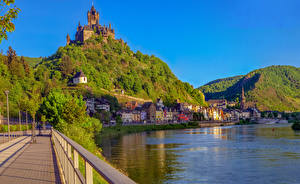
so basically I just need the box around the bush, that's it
[292,121,300,131]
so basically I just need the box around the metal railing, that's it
[51,128,136,184]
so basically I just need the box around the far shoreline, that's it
[98,121,239,138]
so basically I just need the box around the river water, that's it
[99,124,300,184]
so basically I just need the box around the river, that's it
[99,124,300,184]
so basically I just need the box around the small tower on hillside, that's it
[73,70,87,84]
[240,86,246,110]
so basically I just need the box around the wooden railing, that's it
[51,128,136,184]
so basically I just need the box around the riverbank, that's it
[99,121,237,138]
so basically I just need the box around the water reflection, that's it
[99,124,300,184]
[100,131,185,184]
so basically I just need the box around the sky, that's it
[1,0,300,87]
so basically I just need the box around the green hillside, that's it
[199,65,300,112]
[22,56,42,67]
[0,35,207,118]
[37,35,207,106]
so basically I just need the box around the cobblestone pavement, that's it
[0,136,61,184]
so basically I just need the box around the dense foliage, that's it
[199,65,300,112]
[39,35,207,106]
[0,0,20,42]
[0,47,102,153]
[40,90,102,152]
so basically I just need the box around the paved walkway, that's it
[0,136,61,184]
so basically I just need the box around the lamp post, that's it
[5,90,10,142]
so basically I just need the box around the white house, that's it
[73,71,87,84]
[95,104,110,112]
[120,111,133,123]
[85,98,95,114]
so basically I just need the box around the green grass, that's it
[0,124,32,132]
[99,122,200,138]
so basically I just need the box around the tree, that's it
[60,55,74,76]
[6,46,16,66]
[20,56,30,75]
[40,90,68,130]
[27,87,41,143]
[0,0,20,42]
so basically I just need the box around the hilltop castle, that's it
[67,5,115,45]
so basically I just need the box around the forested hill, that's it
[199,65,300,112]
[36,36,206,106]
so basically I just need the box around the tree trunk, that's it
[31,115,36,143]
[26,112,28,135]
[19,110,21,134]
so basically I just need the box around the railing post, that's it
[85,161,93,184]
[74,150,79,168]
[67,143,72,184]
[74,150,79,184]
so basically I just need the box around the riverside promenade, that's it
[0,129,136,184]
[0,133,61,184]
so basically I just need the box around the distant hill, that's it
[37,35,207,106]
[199,65,300,112]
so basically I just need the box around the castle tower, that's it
[77,22,82,31]
[87,5,99,26]
[66,34,70,45]
[240,86,246,110]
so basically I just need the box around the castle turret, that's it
[66,33,70,45]
[77,22,82,31]
[87,5,99,26]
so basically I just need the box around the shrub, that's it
[292,121,300,131]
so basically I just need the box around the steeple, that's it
[240,86,246,110]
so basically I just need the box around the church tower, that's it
[87,5,99,26]
[240,86,246,110]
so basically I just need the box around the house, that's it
[164,109,173,122]
[192,105,200,112]
[249,108,261,119]
[177,113,189,122]
[125,101,139,110]
[132,111,141,122]
[142,102,156,121]
[120,111,133,123]
[207,99,227,109]
[84,98,95,114]
[141,111,147,121]
[241,110,251,119]
[200,107,209,120]
[95,98,110,112]
[156,98,164,110]
[73,71,87,84]
[155,110,164,122]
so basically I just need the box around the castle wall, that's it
[68,6,116,45]
[83,30,94,41]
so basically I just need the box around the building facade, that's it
[67,5,115,45]
[73,71,87,84]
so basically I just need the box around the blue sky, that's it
[1,0,300,87]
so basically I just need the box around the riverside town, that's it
[0,1,300,184]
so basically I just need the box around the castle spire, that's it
[66,33,70,45]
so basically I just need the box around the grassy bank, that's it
[0,124,32,133]
[235,119,258,125]
[99,122,200,138]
